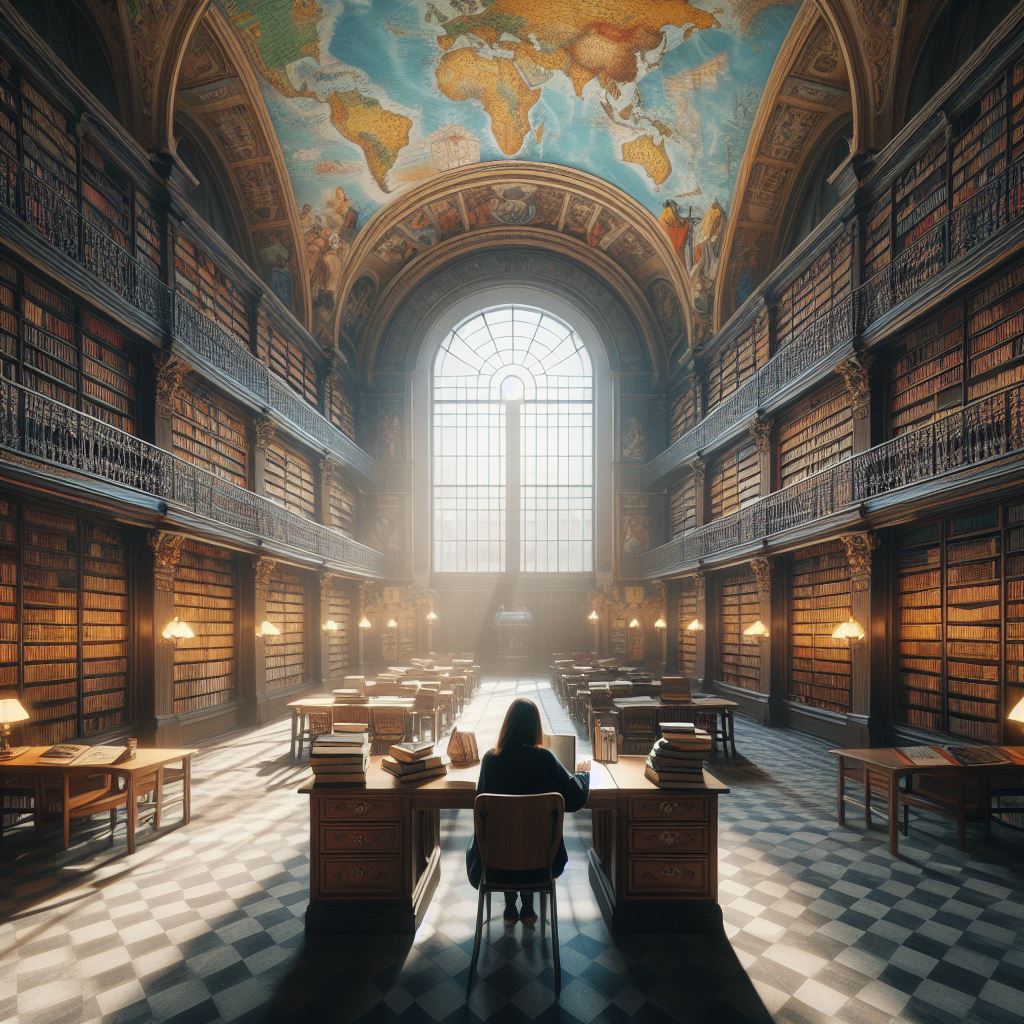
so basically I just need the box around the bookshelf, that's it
[705,317,768,409]
[889,303,964,435]
[776,239,850,347]
[175,235,250,348]
[0,58,18,210]
[777,379,853,488]
[82,137,131,253]
[670,472,696,538]
[265,567,308,692]
[80,312,136,433]
[325,578,352,683]
[0,259,17,380]
[173,379,249,487]
[326,373,357,439]
[328,473,357,538]
[787,542,852,713]
[709,441,759,520]
[952,76,1007,210]
[0,497,17,710]
[863,193,892,283]
[271,324,319,408]
[894,138,948,255]
[670,381,700,443]
[21,275,77,409]
[134,192,162,279]
[677,577,698,676]
[173,541,237,714]
[20,79,76,209]
[264,439,316,519]
[965,257,1024,401]
[719,568,761,692]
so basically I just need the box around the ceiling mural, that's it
[213,0,801,344]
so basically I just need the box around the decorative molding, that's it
[688,571,706,600]
[254,557,277,598]
[841,531,879,591]
[149,531,184,592]
[690,456,706,488]
[751,558,772,595]
[319,456,336,488]
[836,352,873,419]
[254,416,277,451]
[154,353,188,417]
[319,571,334,602]
[749,417,773,455]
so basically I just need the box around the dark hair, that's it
[494,697,543,754]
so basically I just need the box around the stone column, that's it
[252,556,276,722]
[690,456,706,528]
[842,530,881,745]
[837,352,873,452]
[145,531,184,745]
[750,416,774,495]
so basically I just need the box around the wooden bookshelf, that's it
[889,302,964,435]
[776,238,850,347]
[0,258,18,379]
[328,473,357,538]
[894,138,948,255]
[1012,58,1024,163]
[670,381,700,443]
[719,568,761,692]
[21,275,77,409]
[173,378,249,487]
[80,312,136,433]
[670,472,696,538]
[325,577,352,683]
[271,324,319,408]
[265,439,316,519]
[705,317,768,409]
[777,379,853,488]
[709,442,759,520]
[965,257,1024,401]
[0,497,17,709]
[20,79,76,207]
[787,541,852,713]
[134,192,162,279]
[174,235,250,349]
[82,137,131,252]
[952,76,1007,210]
[676,577,698,676]
[173,541,237,714]
[0,57,18,210]
[863,193,892,282]
[265,567,308,692]
[326,372,357,440]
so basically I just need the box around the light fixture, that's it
[322,619,339,633]
[654,617,667,630]
[0,698,29,759]
[386,618,398,629]
[426,611,438,623]
[588,610,600,623]
[743,620,770,638]
[686,618,704,632]
[831,616,866,642]
[1008,696,1024,723]
[257,620,281,637]
[160,616,195,642]
[358,616,372,630]
[628,618,640,629]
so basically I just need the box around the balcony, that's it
[633,383,1024,578]
[641,157,1024,491]
[1,161,380,485]
[0,380,385,578]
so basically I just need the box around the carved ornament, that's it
[842,532,879,592]
[836,352,873,420]
[254,557,277,599]
[751,558,772,595]
[749,417,773,455]
[254,416,277,451]
[154,354,188,417]
[149,532,184,592]
[689,456,706,488]
[687,572,706,600]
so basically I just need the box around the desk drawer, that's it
[628,858,707,896]
[319,856,400,895]
[321,824,399,854]
[317,796,400,822]
[629,825,707,854]
[629,796,708,822]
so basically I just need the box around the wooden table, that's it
[287,696,335,759]
[609,696,740,757]
[0,746,194,854]
[832,747,1024,856]
[300,754,728,935]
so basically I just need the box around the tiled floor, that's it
[1,676,1023,1024]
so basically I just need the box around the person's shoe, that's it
[502,903,519,926]
[520,902,537,927]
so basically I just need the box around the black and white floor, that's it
[1,676,1023,1024]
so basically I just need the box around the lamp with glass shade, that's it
[0,698,29,759]
[831,617,866,642]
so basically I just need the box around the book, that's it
[315,731,368,745]
[389,740,435,764]
[943,745,1011,766]
[381,763,448,784]
[447,728,479,765]
[38,743,89,761]
[596,725,618,764]
[644,764,708,789]
[312,744,369,759]
[541,733,576,773]
[311,771,368,784]
[895,745,950,766]
[311,752,368,766]
[381,755,444,774]
[72,745,128,766]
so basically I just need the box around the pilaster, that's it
[842,530,881,745]
[145,531,185,745]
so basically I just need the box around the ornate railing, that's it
[0,380,385,576]
[0,154,379,483]
[634,384,1024,578]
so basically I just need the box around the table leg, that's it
[297,712,307,759]
[727,710,737,757]
[837,756,846,825]
[62,771,70,850]
[127,775,137,855]
[983,774,992,842]
[863,769,872,828]
[33,774,43,839]
[887,773,899,857]
[154,768,164,831]
[956,775,966,850]
[290,709,299,760]
[183,757,191,825]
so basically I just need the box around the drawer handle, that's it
[659,801,677,815]
[352,801,370,816]
[659,831,678,846]
[661,866,680,879]
[350,866,370,880]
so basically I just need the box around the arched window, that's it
[432,305,593,574]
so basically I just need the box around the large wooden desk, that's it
[0,746,194,854]
[609,696,740,757]
[300,755,728,935]
[832,747,1024,856]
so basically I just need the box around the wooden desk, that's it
[609,696,739,757]
[832,747,1024,856]
[300,755,728,935]
[287,696,335,759]
[1,746,194,854]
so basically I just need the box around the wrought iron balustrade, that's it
[0,379,385,576]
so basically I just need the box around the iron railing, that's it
[0,155,378,483]
[633,383,1024,578]
[0,379,385,576]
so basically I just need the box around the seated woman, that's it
[466,697,591,926]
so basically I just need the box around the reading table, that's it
[299,755,728,935]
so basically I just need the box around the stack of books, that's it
[644,722,711,789]
[311,723,369,784]
[381,741,448,783]
[332,688,368,705]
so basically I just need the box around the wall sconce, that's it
[257,620,281,638]
[425,611,438,624]
[322,619,339,633]
[831,616,866,643]
[386,618,398,629]
[686,618,704,632]
[1008,696,1024,723]
[628,618,640,629]
[743,620,770,638]
[160,617,195,644]
[654,617,667,630]
[587,610,600,623]
[358,616,372,630]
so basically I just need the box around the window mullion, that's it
[506,399,520,574]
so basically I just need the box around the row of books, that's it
[311,729,449,786]
[644,723,712,790]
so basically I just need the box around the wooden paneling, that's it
[777,380,853,488]
[709,442,759,520]
[173,379,249,487]
[787,542,852,713]
[265,567,308,692]
[173,541,237,715]
[719,569,760,692]
[265,439,316,519]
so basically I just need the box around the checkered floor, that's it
[1,677,1023,1024]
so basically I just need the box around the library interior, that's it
[2,1,1024,1022]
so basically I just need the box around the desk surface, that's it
[832,747,1024,774]
[611,696,739,709]
[1,746,195,772]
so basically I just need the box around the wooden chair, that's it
[437,689,456,732]
[562,674,584,718]
[468,792,565,997]
[620,704,658,756]
[369,706,408,755]
[447,675,468,716]
[333,703,370,732]
[588,687,613,749]
[409,690,440,743]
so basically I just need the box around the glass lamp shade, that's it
[322,619,339,632]
[743,620,770,638]
[654,617,667,630]
[628,618,640,629]
[686,618,704,632]
[831,617,866,641]
[1008,696,1024,723]
[358,616,372,630]
[161,617,195,641]
[0,698,29,724]
[587,610,600,623]
[426,611,439,623]
[386,618,398,629]
[258,620,281,637]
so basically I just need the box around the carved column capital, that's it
[749,417,773,455]
[154,353,188,418]
[254,416,277,451]
[254,557,277,599]
[842,531,879,591]
[687,571,706,600]
[149,531,184,592]
[689,456,705,487]
[320,456,336,488]
[836,352,873,420]
[751,558,772,595]
[319,571,334,602]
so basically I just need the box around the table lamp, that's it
[1009,696,1024,723]
[0,698,29,759]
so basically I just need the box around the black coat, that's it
[465,744,590,889]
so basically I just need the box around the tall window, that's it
[433,306,593,573]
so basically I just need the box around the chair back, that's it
[474,792,565,875]
[414,690,438,711]
[661,675,693,702]
[333,704,370,728]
